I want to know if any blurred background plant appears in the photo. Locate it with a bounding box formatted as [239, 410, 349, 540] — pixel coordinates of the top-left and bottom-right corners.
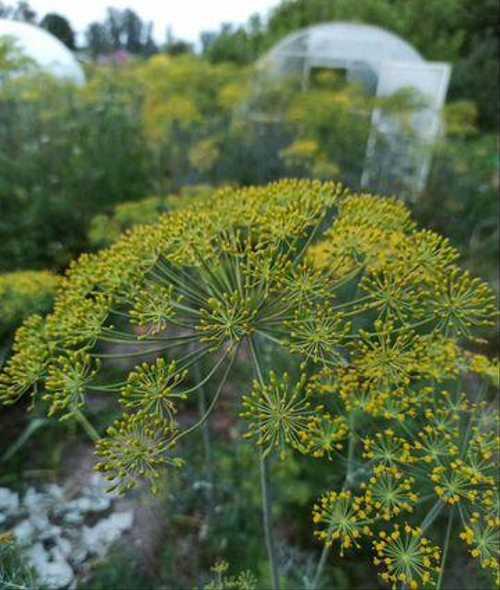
[0, 0, 497, 280]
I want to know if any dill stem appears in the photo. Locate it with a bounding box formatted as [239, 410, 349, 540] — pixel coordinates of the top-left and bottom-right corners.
[175, 347, 236, 442]
[192, 349, 215, 512]
[260, 453, 280, 590]
[312, 411, 357, 589]
[74, 410, 100, 442]
[436, 508, 455, 590]
[249, 336, 280, 590]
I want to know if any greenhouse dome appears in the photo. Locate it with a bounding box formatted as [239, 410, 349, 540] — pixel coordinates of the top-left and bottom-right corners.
[260, 22, 424, 93]
[0, 19, 84, 84]
[259, 22, 451, 198]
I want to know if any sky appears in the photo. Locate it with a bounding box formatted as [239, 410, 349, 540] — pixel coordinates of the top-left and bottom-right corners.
[27, 1, 281, 45]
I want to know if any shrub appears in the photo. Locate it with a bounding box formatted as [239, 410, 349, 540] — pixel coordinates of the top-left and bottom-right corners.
[0, 270, 60, 339]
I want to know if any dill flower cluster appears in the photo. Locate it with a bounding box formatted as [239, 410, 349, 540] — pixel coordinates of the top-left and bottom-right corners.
[0, 179, 497, 588]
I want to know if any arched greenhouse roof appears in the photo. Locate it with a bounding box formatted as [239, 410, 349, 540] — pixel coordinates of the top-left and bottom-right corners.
[260, 22, 424, 85]
[0, 19, 84, 84]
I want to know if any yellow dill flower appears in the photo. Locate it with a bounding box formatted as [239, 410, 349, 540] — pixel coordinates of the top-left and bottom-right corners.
[43, 351, 100, 419]
[460, 514, 500, 586]
[362, 466, 418, 521]
[240, 372, 318, 459]
[95, 414, 183, 495]
[300, 414, 349, 459]
[358, 269, 425, 322]
[120, 358, 187, 426]
[285, 304, 351, 367]
[464, 352, 500, 387]
[313, 490, 374, 555]
[0, 315, 51, 405]
[128, 282, 180, 336]
[363, 430, 414, 467]
[428, 268, 496, 339]
[431, 459, 487, 505]
[352, 322, 420, 389]
[337, 194, 415, 233]
[0, 270, 60, 336]
[372, 524, 441, 590]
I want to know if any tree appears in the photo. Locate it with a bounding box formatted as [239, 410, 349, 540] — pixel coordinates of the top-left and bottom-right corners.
[85, 8, 158, 58]
[0, 1, 36, 22]
[164, 28, 193, 56]
[40, 13, 75, 50]
[85, 22, 112, 58]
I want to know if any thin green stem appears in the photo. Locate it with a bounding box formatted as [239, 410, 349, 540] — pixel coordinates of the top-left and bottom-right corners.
[174, 347, 236, 443]
[312, 411, 357, 589]
[260, 454, 281, 590]
[249, 335, 280, 590]
[343, 412, 358, 490]
[74, 410, 100, 442]
[192, 349, 215, 510]
[436, 508, 455, 590]
[248, 336, 264, 385]
[421, 500, 445, 532]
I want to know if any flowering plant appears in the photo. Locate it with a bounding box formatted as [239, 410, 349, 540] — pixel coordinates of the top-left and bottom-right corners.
[0, 180, 497, 589]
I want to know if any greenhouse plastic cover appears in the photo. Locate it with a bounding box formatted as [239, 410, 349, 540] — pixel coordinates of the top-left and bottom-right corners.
[261, 22, 424, 90]
[0, 19, 84, 84]
[260, 23, 451, 198]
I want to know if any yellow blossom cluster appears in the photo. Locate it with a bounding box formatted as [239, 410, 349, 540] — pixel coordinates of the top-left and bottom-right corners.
[0, 179, 497, 587]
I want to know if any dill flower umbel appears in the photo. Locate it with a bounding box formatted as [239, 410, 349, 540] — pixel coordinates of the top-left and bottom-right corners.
[362, 466, 418, 521]
[241, 372, 319, 459]
[313, 490, 373, 555]
[95, 414, 183, 495]
[460, 514, 500, 585]
[43, 351, 100, 419]
[120, 358, 187, 425]
[300, 414, 348, 459]
[373, 524, 441, 589]
[0, 179, 497, 589]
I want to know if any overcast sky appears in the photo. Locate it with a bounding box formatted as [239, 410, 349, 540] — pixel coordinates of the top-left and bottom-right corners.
[27, 1, 280, 44]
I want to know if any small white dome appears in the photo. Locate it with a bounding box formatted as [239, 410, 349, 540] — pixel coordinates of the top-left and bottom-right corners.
[0, 19, 84, 84]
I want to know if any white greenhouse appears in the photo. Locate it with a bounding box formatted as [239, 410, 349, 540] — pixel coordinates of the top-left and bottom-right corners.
[259, 23, 451, 198]
[0, 19, 84, 84]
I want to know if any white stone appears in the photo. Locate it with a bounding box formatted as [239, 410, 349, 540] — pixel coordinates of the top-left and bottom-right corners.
[62, 510, 83, 525]
[27, 542, 74, 590]
[30, 510, 51, 532]
[55, 537, 72, 560]
[46, 484, 65, 501]
[24, 487, 47, 511]
[0, 487, 19, 514]
[66, 494, 111, 513]
[13, 519, 35, 545]
[82, 511, 133, 557]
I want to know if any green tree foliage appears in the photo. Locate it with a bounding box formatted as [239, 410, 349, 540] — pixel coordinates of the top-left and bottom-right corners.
[40, 12, 75, 50]
[85, 7, 158, 58]
[0, 61, 152, 271]
[0, 0, 36, 22]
